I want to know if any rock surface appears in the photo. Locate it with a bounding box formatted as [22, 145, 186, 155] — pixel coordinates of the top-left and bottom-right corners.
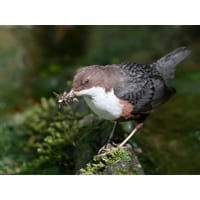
[79, 145, 144, 175]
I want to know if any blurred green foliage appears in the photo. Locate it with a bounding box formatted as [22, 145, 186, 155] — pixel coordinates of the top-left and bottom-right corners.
[0, 98, 113, 174]
[0, 26, 200, 174]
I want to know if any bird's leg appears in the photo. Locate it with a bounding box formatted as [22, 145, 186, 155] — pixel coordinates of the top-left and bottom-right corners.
[106, 121, 118, 146]
[98, 122, 118, 154]
[118, 123, 143, 148]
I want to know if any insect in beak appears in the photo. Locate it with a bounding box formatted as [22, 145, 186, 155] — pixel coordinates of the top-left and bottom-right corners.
[53, 90, 79, 110]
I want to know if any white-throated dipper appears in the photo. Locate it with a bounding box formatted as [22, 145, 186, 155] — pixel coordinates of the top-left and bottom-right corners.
[56, 47, 191, 152]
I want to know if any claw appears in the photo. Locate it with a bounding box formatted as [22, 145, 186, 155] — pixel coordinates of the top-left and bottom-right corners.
[98, 143, 113, 155]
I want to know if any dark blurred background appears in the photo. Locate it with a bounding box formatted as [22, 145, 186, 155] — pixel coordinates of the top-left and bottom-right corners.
[0, 26, 200, 174]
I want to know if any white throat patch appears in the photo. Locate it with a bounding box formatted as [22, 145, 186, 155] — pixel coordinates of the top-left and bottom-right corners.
[78, 87, 122, 120]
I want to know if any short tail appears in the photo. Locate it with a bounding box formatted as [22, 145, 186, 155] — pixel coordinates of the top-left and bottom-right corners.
[155, 47, 191, 81]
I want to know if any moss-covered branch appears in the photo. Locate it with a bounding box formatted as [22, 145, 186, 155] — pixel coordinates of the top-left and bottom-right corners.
[79, 145, 144, 175]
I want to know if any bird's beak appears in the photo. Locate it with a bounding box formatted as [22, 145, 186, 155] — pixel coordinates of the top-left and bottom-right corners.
[72, 90, 81, 97]
[68, 89, 79, 102]
[68, 89, 75, 97]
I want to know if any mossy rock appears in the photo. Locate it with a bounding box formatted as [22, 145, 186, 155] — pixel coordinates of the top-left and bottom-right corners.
[79, 145, 144, 175]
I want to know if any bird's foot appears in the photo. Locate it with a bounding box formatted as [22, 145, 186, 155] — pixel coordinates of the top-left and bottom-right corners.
[97, 142, 117, 157]
[96, 142, 134, 157]
[116, 143, 132, 150]
[96, 143, 132, 157]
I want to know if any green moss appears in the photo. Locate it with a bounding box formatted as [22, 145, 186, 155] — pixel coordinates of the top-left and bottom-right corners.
[79, 147, 144, 175]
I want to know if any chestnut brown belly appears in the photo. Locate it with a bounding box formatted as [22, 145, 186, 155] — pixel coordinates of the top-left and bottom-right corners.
[116, 113, 141, 122]
[118, 99, 149, 122]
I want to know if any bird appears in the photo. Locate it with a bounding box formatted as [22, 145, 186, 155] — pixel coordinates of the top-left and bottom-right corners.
[57, 47, 191, 153]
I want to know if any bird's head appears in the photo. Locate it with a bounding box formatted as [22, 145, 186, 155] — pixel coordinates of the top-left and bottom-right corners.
[61, 65, 123, 102]
[71, 66, 106, 98]
[55, 65, 123, 108]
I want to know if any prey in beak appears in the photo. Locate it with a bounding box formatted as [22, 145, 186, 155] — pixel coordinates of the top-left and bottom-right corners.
[53, 90, 78, 110]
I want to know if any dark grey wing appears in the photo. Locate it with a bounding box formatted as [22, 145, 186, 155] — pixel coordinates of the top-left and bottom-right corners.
[132, 78, 176, 113]
[114, 64, 175, 113]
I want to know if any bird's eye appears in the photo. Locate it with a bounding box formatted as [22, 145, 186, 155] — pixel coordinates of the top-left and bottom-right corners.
[83, 78, 89, 85]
